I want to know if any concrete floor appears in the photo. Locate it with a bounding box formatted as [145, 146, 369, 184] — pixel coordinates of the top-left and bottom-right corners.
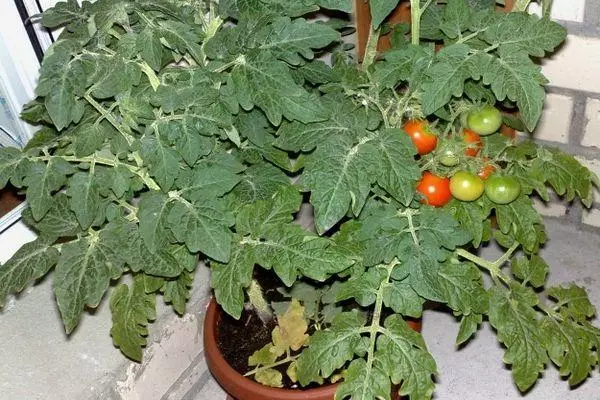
[421, 217, 600, 399]
[1, 217, 599, 399]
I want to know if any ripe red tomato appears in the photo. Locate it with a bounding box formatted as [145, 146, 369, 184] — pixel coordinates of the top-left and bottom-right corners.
[478, 163, 496, 180]
[417, 172, 451, 207]
[450, 171, 485, 202]
[403, 120, 438, 155]
[463, 129, 482, 157]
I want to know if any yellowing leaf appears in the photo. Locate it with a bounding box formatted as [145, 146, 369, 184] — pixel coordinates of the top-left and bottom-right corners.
[255, 368, 283, 388]
[287, 360, 298, 383]
[274, 298, 309, 351]
[249, 344, 279, 367]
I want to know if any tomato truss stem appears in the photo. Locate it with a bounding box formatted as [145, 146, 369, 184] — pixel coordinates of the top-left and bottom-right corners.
[455, 241, 519, 285]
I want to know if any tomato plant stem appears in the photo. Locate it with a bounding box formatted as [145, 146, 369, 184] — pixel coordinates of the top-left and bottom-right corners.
[410, 0, 421, 45]
[542, 0, 553, 18]
[362, 25, 380, 70]
[243, 354, 300, 377]
[364, 262, 396, 381]
[455, 241, 519, 285]
[138, 60, 161, 90]
[84, 93, 135, 146]
[247, 279, 273, 322]
[33, 154, 161, 191]
[212, 55, 246, 73]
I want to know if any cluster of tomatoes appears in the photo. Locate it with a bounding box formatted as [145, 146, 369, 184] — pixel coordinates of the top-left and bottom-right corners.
[404, 105, 521, 207]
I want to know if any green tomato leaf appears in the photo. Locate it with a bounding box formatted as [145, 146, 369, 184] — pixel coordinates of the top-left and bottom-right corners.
[72, 122, 112, 158]
[138, 191, 174, 252]
[211, 244, 255, 319]
[370, 0, 401, 29]
[175, 116, 216, 166]
[275, 94, 368, 152]
[337, 267, 386, 307]
[296, 311, 366, 385]
[250, 224, 355, 285]
[0, 147, 26, 189]
[373, 128, 419, 206]
[488, 284, 548, 392]
[54, 231, 125, 333]
[35, 41, 86, 130]
[177, 157, 243, 201]
[446, 199, 487, 247]
[167, 196, 234, 263]
[316, 0, 352, 12]
[41, 0, 82, 28]
[483, 12, 567, 57]
[511, 255, 549, 288]
[22, 194, 81, 237]
[382, 278, 425, 318]
[530, 147, 597, 207]
[67, 171, 100, 230]
[359, 205, 471, 301]
[422, 43, 485, 115]
[137, 28, 163, 71]
[377, 315, 437, 400]
[295, 59, 341, 85]
[303, 136, 377, 234]
[103, 219, 187, 278]
[231, 161, 291, 204]
[372, 45, 433, 89]
[0, 237, 59, 307]
[456, 313, 483, 345]
[540, 316, 598, 386]
[110, 277, 156, 362]
[140, 132, 182, 191]
[335, 358, 391, 400]
[439, 0, 471, 39]
[163, 270, 194, 315]
[235, 185, 302, 236]
[438, 260, 488, 315]
[254, 17, 340, 65]
[547, 284, 596, 323]
[230, 51, 327, 126]
[486, 195, 545, 254]
[481, 47, 547, 131]
[25, 159, 75, 221]
[157, 20, 204, 64]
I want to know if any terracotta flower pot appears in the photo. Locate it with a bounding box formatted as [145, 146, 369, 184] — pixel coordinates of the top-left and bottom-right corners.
[204, 298, 422, 400]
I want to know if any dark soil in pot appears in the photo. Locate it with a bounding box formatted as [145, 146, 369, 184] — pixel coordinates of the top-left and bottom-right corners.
[216, 269, 321, 390]
[206, 270, 421, 399]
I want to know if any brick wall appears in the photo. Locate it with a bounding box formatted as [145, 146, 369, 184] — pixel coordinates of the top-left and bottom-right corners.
[525, 0, 600, 229]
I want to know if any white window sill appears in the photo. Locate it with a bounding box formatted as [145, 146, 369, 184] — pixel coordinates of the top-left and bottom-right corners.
[0, 216, 37, 262]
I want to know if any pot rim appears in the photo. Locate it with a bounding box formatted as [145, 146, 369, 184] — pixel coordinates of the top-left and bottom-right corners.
[203, 297, 339, 399]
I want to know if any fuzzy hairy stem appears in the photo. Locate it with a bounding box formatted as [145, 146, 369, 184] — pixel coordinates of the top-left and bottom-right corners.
[364, 261, 397, 378]
[33, 154, 160, 191]
[247, 279, 273, 323]
[362, 25, 380, 70]
[243, 354, 299, 377]
[455, 241, 520, 285]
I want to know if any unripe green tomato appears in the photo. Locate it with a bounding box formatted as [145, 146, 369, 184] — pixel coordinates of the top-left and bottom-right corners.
[485, 175, 521, 204]
[467, 105, 503, 136]
[450, 171, 485, 201]
[439, 149, 460, 167]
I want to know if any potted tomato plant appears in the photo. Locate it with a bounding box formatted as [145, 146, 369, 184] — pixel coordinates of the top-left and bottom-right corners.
[0, 0, 599, 399]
